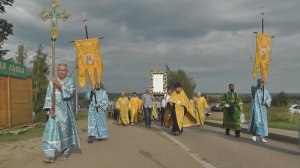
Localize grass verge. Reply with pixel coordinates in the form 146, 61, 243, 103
0, 126, 45, 142
0, 110, 88, 143
208, 104, 300, 131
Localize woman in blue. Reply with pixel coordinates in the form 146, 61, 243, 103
86, 82, 109, 143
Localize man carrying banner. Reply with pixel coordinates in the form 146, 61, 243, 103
75, 37, 107, 141
86, 81, 109, 143
250, 31, 273, 143
248, 79, 271, 143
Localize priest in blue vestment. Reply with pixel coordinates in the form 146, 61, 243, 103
248, 79, 272, 143
86, 82, 109, 143
42, 64, 81, 163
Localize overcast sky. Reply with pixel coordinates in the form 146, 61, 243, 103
2, 0, 300, 93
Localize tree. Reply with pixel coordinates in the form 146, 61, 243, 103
272, 91, 288, 107
15, 45, 27, 65
0, 0, 14, 12
26, 67, 33, 78
31, 44, 49, 112
166, 65, 196, 99
78, 92, 89, 109
0, 0, 14, 58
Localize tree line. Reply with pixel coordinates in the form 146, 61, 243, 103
1, 1, 50, 113
14, 44, 50, 113
0, 0, 14, 57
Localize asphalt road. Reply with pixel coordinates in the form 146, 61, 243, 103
2, 119, 300, 168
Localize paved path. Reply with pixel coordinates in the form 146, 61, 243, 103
1, 119, 299, 168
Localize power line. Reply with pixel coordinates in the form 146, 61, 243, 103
3, 42, 36, 55
3, 39, 78, 71
4, 39, 51, 54
5, 37, 78, 59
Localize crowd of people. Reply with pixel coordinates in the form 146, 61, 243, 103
40, 63, 299, 163
111, 84, 210, 132
111, 80, 272, 142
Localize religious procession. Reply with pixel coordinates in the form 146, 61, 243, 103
111, 80, 269, 140
0, 0, 300, 168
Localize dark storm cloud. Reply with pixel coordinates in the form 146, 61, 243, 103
2, 0, 300, 93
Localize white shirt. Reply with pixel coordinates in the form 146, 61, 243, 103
161, 94, 170, 108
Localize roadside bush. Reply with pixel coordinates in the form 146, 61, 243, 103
272, 91, 288, 107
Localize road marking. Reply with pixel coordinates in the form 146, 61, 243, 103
159, 131, 216, 168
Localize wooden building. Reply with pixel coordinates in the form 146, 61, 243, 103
0, 59, 32, 128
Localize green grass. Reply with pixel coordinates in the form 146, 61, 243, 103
268, 122, 299, 131
35, 111, 48, 123
208, 103, 300, 131
0, 110, 89, 143
206, 112, 223, 121
76, 110, 88, 120
0, 126, 45, 142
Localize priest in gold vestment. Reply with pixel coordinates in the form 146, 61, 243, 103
129, 92, 141, 126
116, 92, 130, 126
167, 83, 196, 135
193, 92, 209, 126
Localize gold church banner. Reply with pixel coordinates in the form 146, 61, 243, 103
252, 33, 272, 81
75, 38, 103, 88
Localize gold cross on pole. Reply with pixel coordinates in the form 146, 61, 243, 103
40, 0, 70, 117
40, 0, 70, 40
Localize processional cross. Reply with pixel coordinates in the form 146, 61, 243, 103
40, 0, 70, 116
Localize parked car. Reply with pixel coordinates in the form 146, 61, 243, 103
211, 103, 222, 112
289, 104, 300, 114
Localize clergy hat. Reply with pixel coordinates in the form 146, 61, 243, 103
174, 82, 181, 88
